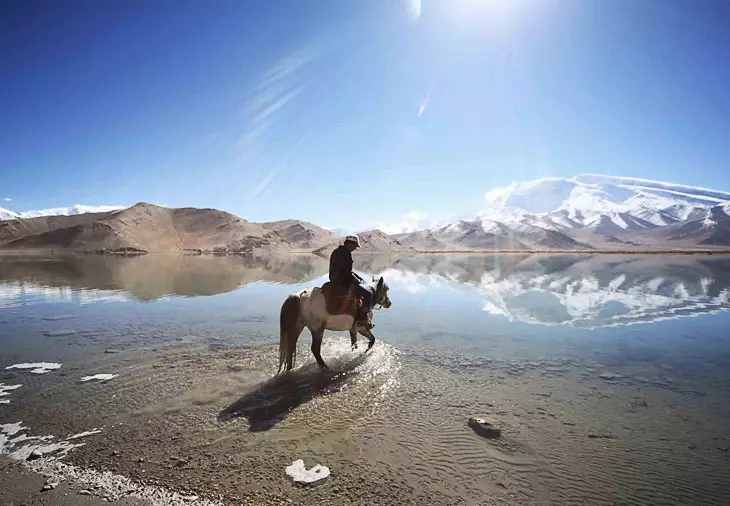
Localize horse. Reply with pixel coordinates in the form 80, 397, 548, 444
277, 276, 392, 373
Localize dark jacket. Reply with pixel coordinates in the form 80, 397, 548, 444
329, 245, 354, 287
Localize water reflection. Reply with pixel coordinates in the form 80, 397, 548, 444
0, 254, 328, 305
1, 253, 730, 328
363, 254, 730, 328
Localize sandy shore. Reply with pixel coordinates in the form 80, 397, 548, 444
0, 456, 152, 506
2, 337, 730, 505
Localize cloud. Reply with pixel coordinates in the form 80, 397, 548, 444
237, 47, 317, 149
374, 211, 442, 235
3, 198, 11, 202
253, 171, 276, 197
257, 47, 317, 92
374, 210, 475, 235
250, 84, 306, 126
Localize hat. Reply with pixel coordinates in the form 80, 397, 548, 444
344, 235, 360, 248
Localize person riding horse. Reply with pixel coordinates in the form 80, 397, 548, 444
328, 235, 374, 329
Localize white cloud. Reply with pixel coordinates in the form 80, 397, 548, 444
3, 198, 11, 202
237, 47, 316, 149
253, 171, 276, 197
374, 211, 444, 235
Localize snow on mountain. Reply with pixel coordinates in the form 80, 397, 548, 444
374, 211, 471, 236
392, 174, 730, 250
480, 174, 730, 234
0, 208, 20, 220
0, 204, 125, 221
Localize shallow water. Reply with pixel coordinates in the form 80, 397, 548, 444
1, 253, 730, 505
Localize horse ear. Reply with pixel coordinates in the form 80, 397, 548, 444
376, 276, 384, 292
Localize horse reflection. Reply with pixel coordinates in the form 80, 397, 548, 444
217, 352, 369, 431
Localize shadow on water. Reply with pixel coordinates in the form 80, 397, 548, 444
217, 351, 371, 432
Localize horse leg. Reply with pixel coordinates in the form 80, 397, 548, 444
279, 295, 304, 374
310, 326, 328, 369
359, 328, 376, 351
286, 323, 304, 371
350, 329, 358, 350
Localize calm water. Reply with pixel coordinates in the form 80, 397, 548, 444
2, 253, 730, 367
2, 253, 730, 505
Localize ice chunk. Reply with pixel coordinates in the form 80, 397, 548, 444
285, 459, 330, 484
0, 383, 22, 397
1, 421, 27, 436
80, 374, 118, 382
66, 429, 102, 440
6, 363, 62, 374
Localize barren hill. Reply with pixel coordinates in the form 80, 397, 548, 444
0, 203, 288, 254
260, 219, 337, 250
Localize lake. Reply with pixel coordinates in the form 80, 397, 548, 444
2, 253, 730, 505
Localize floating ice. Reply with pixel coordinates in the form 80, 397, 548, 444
67, 429, 103, 440
1, 421, 83, 460
1, 421, 27, 437
0, 383, 22, 404
80, 374, 118, 382
1, 422, 221, 505
285, 459, 330, 484
6, 363, 62, 374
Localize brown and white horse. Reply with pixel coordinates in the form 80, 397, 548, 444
277, 276, 392, 373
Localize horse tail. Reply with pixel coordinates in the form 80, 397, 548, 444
278, 294, 301, 374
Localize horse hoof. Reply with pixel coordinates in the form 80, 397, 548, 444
366, 341, 375, 351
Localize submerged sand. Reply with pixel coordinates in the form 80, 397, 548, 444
2, 336, 729, 506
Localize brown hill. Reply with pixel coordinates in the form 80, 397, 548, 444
356, 229, 410, 251
260, 219, 337, 250
0, 203, 288, 254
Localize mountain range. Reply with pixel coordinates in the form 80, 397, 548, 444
394, 174, 730, 251
1, 174, 729, 253
0, 204, 124, 221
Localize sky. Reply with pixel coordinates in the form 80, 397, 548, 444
2, 0, 730, 232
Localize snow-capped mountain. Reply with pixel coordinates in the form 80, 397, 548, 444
0, 204, 126, 221
396, 174, 730, 250
0, 208, 20, 220
480, 174, 729, 228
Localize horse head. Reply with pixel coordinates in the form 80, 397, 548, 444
372, 276, 392, 309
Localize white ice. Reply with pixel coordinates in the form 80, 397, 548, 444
80, 374, 118, 382
6, 363, 62, 374
285, 459, 330, 484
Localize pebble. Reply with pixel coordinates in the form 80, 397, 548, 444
41, 478, 59, 491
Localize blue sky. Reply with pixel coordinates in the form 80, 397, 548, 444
2, 0, 729, 232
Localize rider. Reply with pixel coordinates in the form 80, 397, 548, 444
329, 235, 374, 329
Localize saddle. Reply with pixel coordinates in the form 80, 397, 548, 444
321, 282, 362, 316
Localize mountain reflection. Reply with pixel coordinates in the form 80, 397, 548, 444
1, 253, 729, 327
359, 254, 730, 328
0, 254, 329, 301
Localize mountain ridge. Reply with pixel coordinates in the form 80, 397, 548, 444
2, 175, 730, 253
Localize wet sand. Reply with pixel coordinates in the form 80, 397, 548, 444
3, 336, 730, 506
0, 456, 152, 505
